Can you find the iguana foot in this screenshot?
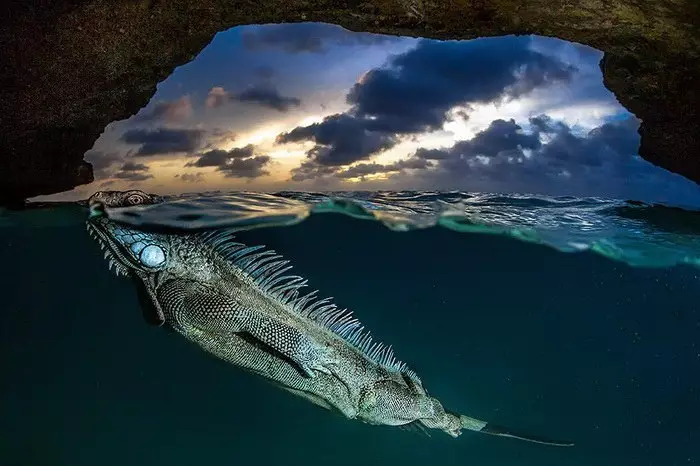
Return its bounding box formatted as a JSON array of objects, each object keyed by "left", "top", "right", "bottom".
[{"left": 297, "top": 344, "right": 339, "bottom": 378}]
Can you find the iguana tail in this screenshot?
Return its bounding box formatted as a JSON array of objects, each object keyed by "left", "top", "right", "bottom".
[{"left": 460, "top": 415, "right": 575, "bottom": 447}]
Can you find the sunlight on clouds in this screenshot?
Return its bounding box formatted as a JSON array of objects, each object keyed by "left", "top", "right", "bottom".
[
  {"left": 370, "top": 99, "right": 535, "bottom": 167},
  {"left": 236, "top": 116, "right": 324, "bottom": 149},
  {"left": 539, "top": 133, "right": 556, "bottom": 145},
  {"left": 368, "top": 146, "right": 405, "bottom": 165},
  {"left": 345, "top": 173, "right": 390, "bottom": 183},
  {"left": 356, "top": 70, "right": 372, "bottom": 85},
  {"left": 444, "top": 99, "right": 529, "bottom": 139},
  {"left": 267, "top": 148, "right": 306, "bottom": 159},
  {"left": 544, "top": 102, "right": 623, "bottom": 132},
  {"left": 242, "top": 125, "right": 285, "bottom": 145},
  {"left": 266, "top": 148, "right": 307, "bottom": 179},
  {"left": 443, "top": 98, "right": 621, "bottom": 141},
  {"left": 298, "top": 115, "right": 324, "bottom": 127},
  {"left": 475, "top": 100, "right": 525, "bottom": 131},
  {"left": 259, "top": 138, "right": 309, "bottom": 173},
  {"left": 335, "top": 93, "right": 624, "bottom": 178}
]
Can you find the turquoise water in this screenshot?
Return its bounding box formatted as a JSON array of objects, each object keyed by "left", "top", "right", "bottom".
[{"left": 2, "top": 191, "right": 699, "bottom": 465}]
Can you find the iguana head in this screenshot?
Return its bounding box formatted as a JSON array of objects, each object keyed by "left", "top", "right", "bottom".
[
  {"left": 87, "top": 189, "right": 161, "bottom": 207},
  {"left": 85, "top": 200, "right": 171, "bottom": 277}
]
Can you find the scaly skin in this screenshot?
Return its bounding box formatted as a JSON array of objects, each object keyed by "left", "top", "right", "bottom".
[{"left": 84, "top": 195, "right": 574, "bottom": 445}]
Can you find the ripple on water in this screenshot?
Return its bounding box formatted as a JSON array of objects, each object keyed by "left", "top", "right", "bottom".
[{"left": 12, "top": 190, "right": 700, "bottom": 270}]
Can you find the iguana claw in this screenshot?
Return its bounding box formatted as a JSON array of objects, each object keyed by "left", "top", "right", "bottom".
[{"left": 298, "top": 345, "right": 339, "bottom": 378}]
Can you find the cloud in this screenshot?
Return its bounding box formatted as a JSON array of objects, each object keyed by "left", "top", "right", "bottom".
[
  {"left": 334, "top": 158, "right": 431, "bottom": 179},
  {"left": 218, "top": 156, "right": 271, "bottom": 179},
  {"left": 120, "top": 162, "right": 149, "bottom": 172},
  {"left": 427, "top": 118, "right": 541, "bottom": 160},
  {"left": 289, "top": 160, "right": 341, "bottom": 182},
  {"left": 278, "top": 113, "right": 398, "bottom": 167},
  {"left": 233, "top": 85, "right": 301, "bottom": 112},
  {"left": 279, "top": 35, "right": 576, "bottom": 177},
  {"left": 318, "top": 115, "right": 614, "bottom": 186},
  {"left": 206, "top": 87, "right": 232, "bottom": 109},
  {"left": 175, "top": 172, "right": 204, "bottom": 183},
  {"left": 345, "top": 36, "right": 576, "bottom": 134},
  {"left": 205, "top": 84, "right": 300, "bottom": 112},
  {"left": 185, "top": 149, "right": 230, "bottom": 167},
  {"left": 184, "top": 144, "right": 270, "bottom": 179},
  {"left": 84, "top": 150, "right": 154, "bottom": 183},
  {"left": 120, "top": 127, "right": 205, "bottom": 156},
  {"left": 132, "top": 96, "right": 192, "bottom": 122},
  {"left": 240, "top": 23, "right": 396, "bottom": 54},
  {"left": 401, "top": 116, "right": 647, "bottom": 195},
  {"left": 112, "top": 161, "right": 153, "bottom": 181},
  {"left": 186, "top": 145, "right": 255, "bottom": 167},
  {"left": 290, "top": 156, "right": 431, "bottom": 183},
  {"left": 84, "top": 150, "right": 124, "bottom": 178},
  {"left": 200, "top": 128, "right": 238, "bottom": 150}
]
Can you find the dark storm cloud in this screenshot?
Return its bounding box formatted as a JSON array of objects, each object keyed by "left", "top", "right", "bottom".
[
  {"left": 185, "top": 145, "right": 255, "bottom": 167},
  {"left": 413, "top": 119, "right": 542, "bottom": 164},
  {"left": 277, "top": 114, "right": 398, "bottom": 166},
  {"left": 405, "top": 118, "right": 549, "bottom": 183},
  {"left": 183, "top": 144, "right": 270, "bottom": 179},
  {"left": 120, "top": 128, "right": 205, "bottom": 156},
  {"left": 218, "top": 156, "right": 271, "bottom": 179},
  {"left": 232, "top": 85, "right": 301, "bottom": 112},
  {"left": 345, "top": 37, "right": 577, "bottom": 134},
  {"left": 280, "top": 36, "right": 577, "bottom": 174},
  {"left": 185, "top": 149, "right": 229, "bottom": 167},
  {"left": 240, "top": 23, "right": 396, "bottom": 54},
  {"left": 112, "top": 161, "right": 153, "bottom": 181}
]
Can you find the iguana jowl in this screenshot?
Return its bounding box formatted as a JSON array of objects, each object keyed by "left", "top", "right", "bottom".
[{"left": 85, "top": 199, "right": 573, "bottom": 446}]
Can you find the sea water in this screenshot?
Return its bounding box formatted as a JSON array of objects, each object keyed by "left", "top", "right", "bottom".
[{"left": 1, "top": 191, "right": 699, "bottom": 466}]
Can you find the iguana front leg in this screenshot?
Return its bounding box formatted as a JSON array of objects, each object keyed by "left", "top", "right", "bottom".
[{"left": 178, "top": 281, "right": 339, "bottom": 378}]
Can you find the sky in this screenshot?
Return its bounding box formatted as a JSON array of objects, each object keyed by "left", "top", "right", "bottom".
[{"left": 34, "top": 23, "right": 700, "bottom": 206}]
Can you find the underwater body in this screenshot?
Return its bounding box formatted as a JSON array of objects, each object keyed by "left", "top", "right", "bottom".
[{"left": 2, "top": 190, "right": 700, "bottom": 466}]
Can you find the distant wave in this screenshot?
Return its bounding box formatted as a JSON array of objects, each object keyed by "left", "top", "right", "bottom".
[{"left": 10, "top": 190, "right": 700, "bottom": 269}]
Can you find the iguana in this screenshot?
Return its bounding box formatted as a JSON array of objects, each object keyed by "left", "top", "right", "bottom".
[{"left": 85, "top": 197, "right": 573, "bottom": 446}]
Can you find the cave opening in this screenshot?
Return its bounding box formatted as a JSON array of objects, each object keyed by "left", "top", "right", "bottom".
[{"left": 29, "top": 22, "right": 700, "bottom": 208}]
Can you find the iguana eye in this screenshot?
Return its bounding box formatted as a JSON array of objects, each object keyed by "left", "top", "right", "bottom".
[
  {"left": 140, "top": 245, "right": 165, "bottom": 268},
  {"left": 127, "top": 193, "right": 146, "bottom": 205}
]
